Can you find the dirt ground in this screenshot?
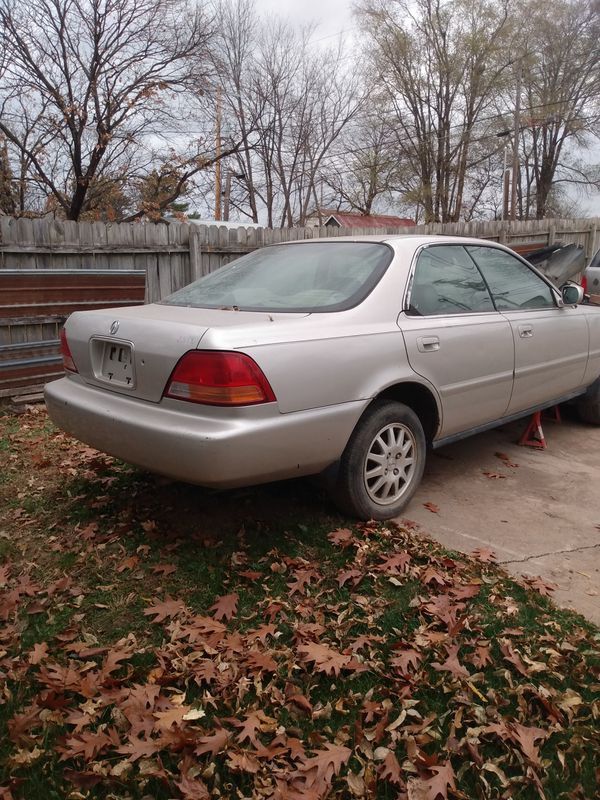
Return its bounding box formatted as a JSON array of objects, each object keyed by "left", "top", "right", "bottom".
[{"left": 404, "top": 410, "right": 600, "bottom": 624}]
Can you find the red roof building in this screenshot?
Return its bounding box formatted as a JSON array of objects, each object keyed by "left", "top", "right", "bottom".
[{"left": 307, "top": 209, "right": 415, "bottom": 229}]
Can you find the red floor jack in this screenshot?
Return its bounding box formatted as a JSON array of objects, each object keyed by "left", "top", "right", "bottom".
[{"left": 518, "top": 406, "right": 561, "bottom": 449}]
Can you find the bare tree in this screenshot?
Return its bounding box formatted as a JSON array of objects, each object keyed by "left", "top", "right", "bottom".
[
  {"left": 0, "top": 0, "right": 223, "bottom": 220},
  {"left": 355, "top": 0, "right": 519, "bottom": 223},
  {"left": 516, "top": 0, "right": 600, "bottom": 218},
  {"left": 215, "top": 4, "right": 362, "bottom": 227}
]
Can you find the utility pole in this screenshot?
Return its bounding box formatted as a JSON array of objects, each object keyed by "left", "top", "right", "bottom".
[
  {"left": 510, "top": 59, "right": 522, "bottom": 221},
  {"left": 502, "top": 143, "right": 510, "bottom": 221},
  {"left": 214, "top": 87, "right": 222, "bottom": 221}
]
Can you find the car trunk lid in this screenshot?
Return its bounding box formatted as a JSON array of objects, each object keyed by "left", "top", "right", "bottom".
[{"left": 65, "top": 303, "right": 308, "bottom": 402}]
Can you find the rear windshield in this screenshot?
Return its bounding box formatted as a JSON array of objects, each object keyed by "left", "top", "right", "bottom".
[{"left": 161, "top": 242, "right": 393, "bottom": 312}]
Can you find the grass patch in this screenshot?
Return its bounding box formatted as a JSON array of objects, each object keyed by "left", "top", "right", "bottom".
[{"left": 0, "top": 408, "right": 598, "bottom": 799}]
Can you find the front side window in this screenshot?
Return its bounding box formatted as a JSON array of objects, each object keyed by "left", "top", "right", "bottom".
[
  {"left": 407, "top": 245, "right": 494, "bottom": 316},
  {"left": 161, "top": 242, "right": 393, "bottom": 313},
  {"left": 467, "top": 246, "right": 556, "bottom": 311}
]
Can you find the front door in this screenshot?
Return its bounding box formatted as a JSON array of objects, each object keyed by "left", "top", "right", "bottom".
[
  {"left": 400, "top": 244, "right": 514, "bottom": 438},
  {"left": 466, "top": 245, "right": 589, "bottom": 414}
]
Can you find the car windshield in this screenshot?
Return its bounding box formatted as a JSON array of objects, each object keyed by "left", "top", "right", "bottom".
[{"left": 161, "top": 242, "right": 393, "bottom": 312}]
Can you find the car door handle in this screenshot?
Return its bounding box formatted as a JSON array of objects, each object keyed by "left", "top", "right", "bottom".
[
  {"left": 417, "top": 336, "right": 440, "bottom": 352},
  {"left": 518, "top": 325, "right": 533, "bottom": 338}
]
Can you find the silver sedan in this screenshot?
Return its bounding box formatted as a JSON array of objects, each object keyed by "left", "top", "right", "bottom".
[{"left": 45, "top": 235, "right": 600, "bottom": 520}]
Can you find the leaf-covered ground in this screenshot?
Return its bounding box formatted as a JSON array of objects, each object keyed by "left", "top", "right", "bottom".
[{"left": 0, "top": 406, "right": 598, "bottom": 800}]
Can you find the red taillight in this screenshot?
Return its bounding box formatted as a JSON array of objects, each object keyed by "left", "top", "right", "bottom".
[
  {"left": 60, "top": 328, "right": 78, "bottom": 373},
  {"left": 164, "top": 351, "right": 276, "bottom": 406},
  {"left": 581, "top": 275, "right": 588, "bottom": 293}
]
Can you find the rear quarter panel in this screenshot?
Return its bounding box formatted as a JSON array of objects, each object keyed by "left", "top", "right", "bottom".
[{"left": 198, "top": 241, "right": 440, "bottom": 415}]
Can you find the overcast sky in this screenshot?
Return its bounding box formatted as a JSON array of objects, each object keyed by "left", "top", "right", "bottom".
[
  {"left": 254, "top": 0, "right": 600, "bottom": 218},
  {"left": 254, "top": 0, "right": 354, "bottom": 40}
]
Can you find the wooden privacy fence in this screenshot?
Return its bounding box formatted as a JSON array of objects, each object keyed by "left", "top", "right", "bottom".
[{"left": 1, "top": 214, "right": 599, "bottom": 397}]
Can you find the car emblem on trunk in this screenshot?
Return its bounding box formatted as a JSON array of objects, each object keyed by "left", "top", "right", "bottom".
[{"left": 110, "top": 320, "right": 119, "bottom": 335}]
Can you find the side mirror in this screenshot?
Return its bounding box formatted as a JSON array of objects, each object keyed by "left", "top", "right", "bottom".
[{"left": 560, "top": 282, "right": 585, "bottom": 306}]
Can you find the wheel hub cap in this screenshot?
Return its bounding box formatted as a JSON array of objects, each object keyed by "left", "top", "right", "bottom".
[{"left": 363, "top": 422, "right": 416, "bottom": 506}]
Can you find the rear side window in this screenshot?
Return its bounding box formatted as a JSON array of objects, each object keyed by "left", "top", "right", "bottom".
[
  {"left": 408, "top": 245, "right": 494, "bottom": 316},
  {"left": 161, "top": 242, "right": 393, "bottom": 312},
  {"left": 467, "top": 246, "right": 556, "bottom": 310}
]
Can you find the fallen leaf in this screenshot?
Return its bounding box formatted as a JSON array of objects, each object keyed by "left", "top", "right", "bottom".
[
  {"left": 327, "top": 528, "right": 355, "bottom": 547},
  {"left": 297, "top": 743, "right": 352, "bottom": 792},
  {"left": 471, "top": 548, "right": 497, "bottom": 563},
  {"left": 297, "top": 642, "right": 352, "bottom": 676},
  {"left": 151, "top": 563, "right": 177, "bottom": 576},
  {"left": 28, "top": 642, "right": 49, "bottom": 665},
  {"left": 408, "top": 762, "right": 455, "bottom": 800},
  {"left": 195, "top": 728, "right": 231, "bottom": 758},
  {"left": 143, "top": 596, "right": 187, "bottom": 623},
  {"left": 423, "top": 502, "right": 439, "bottom": 513},
  {"left": 431, "top": 644, "right": 470, "bottom": 680},
  {"left": 209, "top": 593, "right": 239, "bottom": 622},
  {"left": 495, "top": 451, "right": 519, "bottom": 468}
]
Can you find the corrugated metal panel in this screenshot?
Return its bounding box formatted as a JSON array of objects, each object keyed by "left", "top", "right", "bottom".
[{"left": 0, "top": 269, "right": 146, "bottom": 397}]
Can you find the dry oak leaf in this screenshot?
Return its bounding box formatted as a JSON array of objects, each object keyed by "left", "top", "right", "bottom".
[
  {"left": 116, "top": 555, "right": 139, "bottom": 572},
  {"left": 350, "top": 634, "right": 385, "bottom": 653},
  {"left": 117, "top": 736, "right": 164, "bottom": 762},
  {"left": 28, "top": 641, "right": 49, "bottom": 665},
  {"left": 245, "top": 650, "right": 278, "bottom": 674},
  {"left": 234, "top": 710, "right": 278, "bottom": 748},
  {"left": 297, "top": 743, "right": 352, "bottom": 791},
  {"left": 377, "top": 551, "right": 411, "bottom": 575},
  {"left": 297, "top": 642, "right": 352, "bottom": 676},
  {"left": 421, "top": 566, "right": 448, "bottom": 587},
  {"left": 227, "top": 750, "right": 261, "bottom": 774},
  {"left": 495, "top": 451, "right": 519, "bottom": 467},
  {"left": 245, "top": 623, "right": 278, "bottom": 644},
  {"left": 287, "top": 568, "right": 320, "bottom": 596},
  {"left": 175, "top": 771, "right": 210, "bottom": 800},
  {"left": 194, "top": 728, "right": 231, "bottom": 757},
  {"left": 484, "top": 721, "right": 548, "bottom": 768},
  {"left": 143, "top": 596, "right": 187, "bottom": 623},
  {"left": 449, "top": 583, "right": 480, "bottom": 601},
  {"left": 379, "top": 751, "right": 404, "bottom": 785},
  {"left": 100, "top": 647, "right": 133, "bottom": 680},
  {"left": 57, "top": 728, "right": 119, "bottom": 762},
  {"left": 287, "top": 692, "right": 313, "bottom": 716},
  {"left": 209, "top": 592, "right": 239, "bottom": 622},
  {"left": 423, "top": 501, "right": 439, "bottom": 513},
  {"left": 471, "top": 548, "right": 497, "bottom": 563},
  {"left": 337, "top": 568, "right": 364, "bottom": 588},
  {"left": 153, "top": 706, "right": 191, "bottom": 731},
  {"left": 328, "top": 528, "right": 355, "bottom": 547},
  {"left": 151, "top": 563, "right": 177, "bottom": 577},
  {"left": 522, "top": 575, "right": 557, "bottom": 596},
  {"left": 510, "top": 722, "right": 548, "bottom": 767},
  {"left": 431, "top": 644, "right": 470, "bottom": 680},
  {"left": 483, "top": 471, "right": 506, "bottom": 479},
  {"left": 407, "top": 762, "right": 456, "bottom": 800},
  {"left": 470, "top": 642, "right": 493, "bottom": 669},
  {"left": 500, "top": 641, "right": 529, "bottom": 677},
  {"left": 238, "top": 569, "right": 263, "bottom": 580},
  {"left": 390, "top": 647, "right": 422, "bottom": 674}
]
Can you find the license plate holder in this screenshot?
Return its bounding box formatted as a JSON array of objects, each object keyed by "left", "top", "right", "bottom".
[{"left": 99, "top": 340, "right": 135, "bottom": 387}]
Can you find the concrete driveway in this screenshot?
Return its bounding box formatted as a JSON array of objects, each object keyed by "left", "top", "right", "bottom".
[{"left": 401, "top": 411, "right": 600, "bottom": 625}]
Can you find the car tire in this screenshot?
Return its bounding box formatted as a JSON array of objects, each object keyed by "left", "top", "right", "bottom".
[
  {"left": 332, "top": 400, "right": 427, "bottom": 521},
  {"left": 576, "top": 377, "right": 600, "bottom": 425}
]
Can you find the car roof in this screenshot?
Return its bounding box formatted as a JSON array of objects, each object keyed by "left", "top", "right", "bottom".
[{"left": 274, "top": 234, "right": 508, "bottom": 248}]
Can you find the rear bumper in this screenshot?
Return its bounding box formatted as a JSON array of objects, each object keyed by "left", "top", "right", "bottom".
[{"left": 44, "top": 376, "right": 366, "bottom": 488}]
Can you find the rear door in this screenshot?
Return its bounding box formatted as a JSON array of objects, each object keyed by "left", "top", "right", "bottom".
[
  {"left": 400, "top": 244, "right": 514, "bottom": 438},
  {"left": 466, "top": 245, "right": 589, "bottom": 414}
]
